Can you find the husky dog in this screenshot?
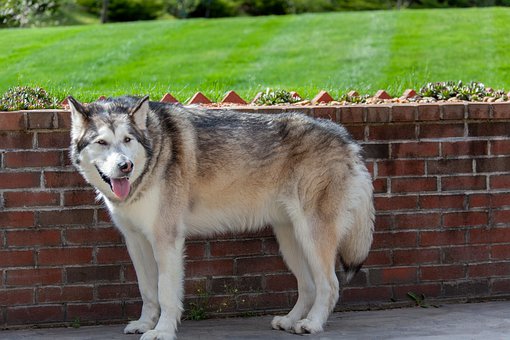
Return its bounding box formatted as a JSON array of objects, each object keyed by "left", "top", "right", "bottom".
[{"left": 68, "top": 95, "right": 374, "bottom": 340}]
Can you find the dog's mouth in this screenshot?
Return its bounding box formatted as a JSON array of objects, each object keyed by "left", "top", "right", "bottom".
[{"left": 95, "top": 166, "right": 131, "bottom": 201}]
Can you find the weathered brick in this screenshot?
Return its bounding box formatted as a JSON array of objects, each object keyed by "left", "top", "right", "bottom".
[
  {"left": 3, "top": 191, "right": 60, "bottom": 208},
  {"left": 0, "top": 131, "right": 34, "bottom": 149}
]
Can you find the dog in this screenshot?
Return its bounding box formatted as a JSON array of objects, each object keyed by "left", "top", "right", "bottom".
[{"left": 68, "top": 95, "right": 374, "bottom": 340}]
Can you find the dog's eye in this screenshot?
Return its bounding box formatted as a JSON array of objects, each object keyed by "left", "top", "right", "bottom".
[
  {"left": 97, "top": 139, "right": 107, "bottom": 145},
  {"left": 124, "top": 137, "right": 131, "bottom": 143}
]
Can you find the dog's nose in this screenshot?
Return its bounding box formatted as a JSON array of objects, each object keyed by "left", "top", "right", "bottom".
[{"left": 118, "top": 161, "right": 133, "bottom": 174}]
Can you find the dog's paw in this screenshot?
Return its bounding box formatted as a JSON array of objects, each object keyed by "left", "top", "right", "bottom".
[
  {"left": 124, "top": 320, "right": 155, "bottom": 334},
  {"left": 140, "top": 329, "right": 176, "bottom": 340},
  {"left": 271, "top": 315, "right": 295, "bottom": 332},
  {"left": 293, "top": 318, "right": 323, "bottom": 334}
]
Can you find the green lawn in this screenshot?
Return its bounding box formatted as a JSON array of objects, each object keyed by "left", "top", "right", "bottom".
[{"left": 1, "top": 7, "right": 510, "bottom": 102}]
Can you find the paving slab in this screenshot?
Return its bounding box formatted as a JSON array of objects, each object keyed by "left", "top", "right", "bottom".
[{"left": 2, "top": 301, "right": 510, "bottom": 339}]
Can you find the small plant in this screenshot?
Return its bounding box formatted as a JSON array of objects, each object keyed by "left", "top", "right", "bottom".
[
  {"left": 254, "top": 88, "right": 301, "bottom": 105},
  {"left": 186, "top": 287, "right": 209, "bottom": 321},
  {"left": 0, "top": 86, "right": 60, "bottom": 111},
  {"left": 407, "top": 292, "right": 438, "bottom": 308},
  {"left": 71, "top": 317, "right": 81, "bottom": 328},
  {"left": 339, "top": 92, "right": 371, "bottom": 104}
]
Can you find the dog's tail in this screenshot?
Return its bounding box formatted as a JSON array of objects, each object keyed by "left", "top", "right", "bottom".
[{"left": 337, "top": 161, "right": 375, "bottom": 283}]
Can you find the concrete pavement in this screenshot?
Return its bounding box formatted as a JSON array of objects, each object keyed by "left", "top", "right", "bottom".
[{"left": 2, "top": 300, "right": 510, "bottom": 339}]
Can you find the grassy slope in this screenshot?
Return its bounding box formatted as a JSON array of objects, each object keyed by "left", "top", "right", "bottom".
[{"left": 0, "top": 7, "right": 509, "bottom": 102}]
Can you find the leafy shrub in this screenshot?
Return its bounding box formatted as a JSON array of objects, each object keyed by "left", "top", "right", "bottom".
[
  {"left": 0, "top": 86, "right": 59, "bottom": 111},
  {"left": 254, "top": 88, "right": 301, "bottom": 105},
  {"left": 77, "top": 0, "right": 164, "bottom": 22},
  {"left": 0, "top": 0, "right": 59, "bottom": 27}
]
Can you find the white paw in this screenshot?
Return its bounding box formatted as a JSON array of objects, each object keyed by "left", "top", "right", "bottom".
[
  {"left": 140, "top": 329, "right": 176, "bottom": 340},
  {"left": 293, "top": 318, "right": 323, "bottom": 334},
  {"left": 124, "top": 319, "right": 155, "bottom": 334},
  {"left": 271, "top": 315, "right": 295, "bottom": 331}
]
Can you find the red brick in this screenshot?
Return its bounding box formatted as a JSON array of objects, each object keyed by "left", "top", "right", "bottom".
[
  {"left": 6, "top": 229, "right": 61, "bottom": 247},
  {"left": 493, "top": 210, "right": 510, "bottom": 225},
  {"left": 185, "top": 242, "right": 206, "bottom": 259},
  {"left": 371, "top": 267, "right": 417, "bottom": 284},
  {"left": 37, "top": 131, "right": 71, "bottom": 148},
  {"left": 7, "top": 305, "right": 64, "bottom": 324},
  {"left": 441, "top": 103, "right": 465, "bottom": 120},
  {"left": 468, "top": 194, "right": 491, "bottom": 208},
  {"left": 476, "top": 157, "right": 510, "bottom": 173},
  {"left": 369, "top": 124, "right": 416, "bottom": 140},
  {"left": 0, "top": 112, "right": 26, "bottom": 131},
  {"left": 442, "top": 140, "right": 488, "bottom": 157},
  {"left": 210, "top": 239, "right": 262, "bottom": 257},
  {"left": 391, "top": 142, "right": 439, "bottom": 158},
  {"left": 492, "top": 278, "right": 510, "bottom": 293},
  {"left": 66, "top": 265, "right": 121, "bottom": 283},
  {"left": 311, "top": 90, "right": 334, "bottom": 104},
  {"left": 96, "top": 246, "right": 130, "bottom": 264},
  {"left": 0, "top": 288, "right": 34, "bottom": 305},
  {"left": 443, "top": 245, "right": 490, "bottom": 263},
  {"left": 0, "top": 172, "right": 40, "bottom": 189},
  {"left": 467, "top": 262, "right": 510, "bottom": 278},
  {"left": 375, "top": 196, "right": 418, "bottom": 211},
  {"left": 3, "top": 191, "right": 60, "bottom": 208},
  {"left": 38, "top": 248, "right": 93, "bottom": 265},
  {"left": 220, "top": 91, "right": 247, "bottom": 105},
  {"left": 420, "top": 265, "right": 465, "bottom": 281},
  {"left": 67, "top": 302, "right": 123, "bottom": 321},
  {"left": 63, "top": 190, "right": 97, "bottom": 206},
  {"left": 443, "top": 211, "right": 488, "bottom": 227},
  {"left": 427, "top": 159, "right": 473, "bottom": 175},
  {"left": 392, "top": 284, "right": 441, "bottom": 300},
  {"left": 394, "top": 213, "right": 441, "bottom": 230},
  {"left": 6, "top": 268, "right": 62, "bottom": 286},
  {"left": 492, "top": 102, "right": 510, "bottom": 119},
  {"left": 420, "top": 230, "right": 466, "bottom": 247},
  {"left": 378, "top": 160, "right": 425, "bottom": 176},
  {"left": 236, "top": 256, "right": 287, "bottom": 275},
  {"left": 371, "top": 231, "right": 417, "bottom": 249},
  {"left": 313, "top": 106, "right": 338, "bottom": 121},
  {"left": 0, "top": 211, "right": 35, "bottom": 228},
  {"left": 441, "top": 175, "right": 486, "bottom": 191},
  {"left": 265, "top": 273, "right": 297, "bottom": 292},
  {"left": 374, "top": 214, "right": 393, "bottom": 231},
  {"left": 186, "top": 259, "right": 234, "bottom": 277},
  {"left": 160, "top": 93, "right": 179, "bottom": 103},
  {"left": 393, "top": 249, "right": 440, "bottom": 266},
  {"left": 469, "top": 122, "right": 510, "bottom": 137},
  {"left": 4, "top": 150, "right": 62, "bottom": 168},
  {"left": 490, "top": 140, "right": 510, "bottom": 155},
  {"left": 374, "top": 90, "right": 392, "bottom": 100},
  {"left": 27, "top": 112, "right": 57, "bottom": 129},
  {"left": 373, "top": 178, "right": 388, "bottom": 193},
  {"left": 467, "top": 103, "right": 490, "bottom": 119},
  {"left": 364, "top": 250, "right": 392, "bottom": 266},
  {"left": 0, "top": 250, "right": 34, "bottom": 267},
  {"left": 469, "top": 228, "right": 510, "bottom": 244},
  {"left": 340, "top": 106, "right": 364, "bottom": 123},
  {"left": 57, "top": 111, "right": 71, "bottom": 129},
  {"left": 237, "top": 292, "right": 291, "bottom": 311},
  {"left": 366, "top": 106, "right": 390, "bottom": 123},
  {"left": 345, "top": 125, "right": 365, "bottom": 140},
  {"left": 65, "top": 227, "right": 122, "bottom": 245},
  {"left": 0, "top": 131, "right": 33, "bottom": 149},
  {"left": 37, "top": 286, "right": 94, "bottom": 303},
  {"left": 489, "top": 193, "right": 510, "bottom": 208},
  {"left": 417, "top": 104, "right": 440, "bottom": 121},
  {"left": 419, "top": 123, "right": 465, "bottom": 138},
  {"left": 44, "top": 171, "right": 88, "bottom": 188},
  {"left": 492, "top": 244, "right": 510, "bottom": 260},
  {"left": 97, "top": 283, "right": 140, "bottom": 300},
  {"left": 391, "top": 177, "right": 437, "bottom": 193},
  {"left": 263, "top": 237, "right": 280, "bottom": 255},
  {"left": 187, "top": 92, "right": 212, "bottom": 105},
  {"left": 37, "top": 209, "right": 95, "bottom": 226},
  {"left": 391, "top": 105, "right": 416, "bottom": 122},
  {"left": 490, "top": 174, "right": 510, "bottom": 189},
  {"left": 342, "top": 286, "right": 392, "bottom": 303},
  {"left": 419, "top": 194, "right": 465, "bottom": 209}
]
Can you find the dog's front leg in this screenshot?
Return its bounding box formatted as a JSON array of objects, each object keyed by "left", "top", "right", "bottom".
[
  {"left": 141, "top": 231, "right": 185, "bottom": 340},
  {"left": 123, "top": 229, "right": 160, "bottom": 335}
]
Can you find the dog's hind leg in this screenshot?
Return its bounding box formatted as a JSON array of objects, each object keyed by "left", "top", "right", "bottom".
[
  {"left": 123, "top": 230, "right": 160, "bottom": 335},
  {"left": 292, "top": 217, "right": 340, "bottom": 334},
  {"left": 271, "top": 222, "right": 315, "bottom": 332}
]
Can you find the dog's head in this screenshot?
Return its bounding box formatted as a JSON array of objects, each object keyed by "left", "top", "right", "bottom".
[{"left": 68, "top": 95, "right": 151, "bottom": 202}]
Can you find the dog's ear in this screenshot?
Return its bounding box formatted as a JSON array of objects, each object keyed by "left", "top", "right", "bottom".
[
  {"left": 68, "top": 96, "right": 90, "bottom": 139},
  {"left": 129, "top": 95, "right": 149, "bottom": 130}
]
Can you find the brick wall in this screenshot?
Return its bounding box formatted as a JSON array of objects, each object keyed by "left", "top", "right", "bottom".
[{"left": 1, "top": 102, "right": 510, "bottom": 327}]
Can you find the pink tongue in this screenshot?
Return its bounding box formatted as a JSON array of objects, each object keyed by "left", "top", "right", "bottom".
[{"left": 110, "top": 178, "right": 130, "bottom": 200}]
